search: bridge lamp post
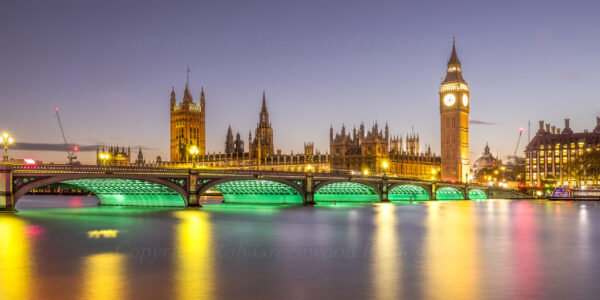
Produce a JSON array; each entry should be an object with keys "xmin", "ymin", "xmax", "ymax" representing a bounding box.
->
[
  {"xmin": 99, "ymin": 152, "xmax": 110, "ymax": 166},
  {"xmin": 189, "ymin": 146, "xmax": 199, "ymax": 168},
  {"xmin": 0, "ymin": 132, "xmax": 14, "ymax": 163},
  {"xmin": 382, "ymin": 160, "xmax": 389, "ymax": 177},
  {"xmin": 305, "ymin": 164, "xmax": 313, "ymax": 173},
  {"xmin": 363, "ymin": 169, "xmax": 369, "ymax": 176}
]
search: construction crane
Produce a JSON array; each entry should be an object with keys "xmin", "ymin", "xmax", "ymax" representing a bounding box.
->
[
  {"xmin": 54, "ymin": 107, "xmax": 78, "ymax": 164},
  {"xmin": 507, "ymin": 127, "xmax": 525, "ymax": 164}
]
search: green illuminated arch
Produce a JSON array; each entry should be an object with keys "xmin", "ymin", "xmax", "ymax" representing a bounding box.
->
[
  {"xmin": 389, "ymin": 184, "xmax": 430, "ymax": 201},
  {"xmin": 468, "ymin": 189, "xmax": 488, "ymax": 200},
  {"xmin": 63, "ymin": 178, "xmax": 186, "ymax": 207},
  {"xmin": 314, "ymin": 182, "xmax": 380, "ymax": 202},
  {"xmin": 212, "ymin": 180, "xmax": 304, "ymax": 204},
  {"xmin": 436, "ymin": 186, "xmax": 464, "ymax": 200}
]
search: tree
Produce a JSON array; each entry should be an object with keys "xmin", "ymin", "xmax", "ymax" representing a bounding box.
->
[{"xmin": 565, "ymin": 148, "xmax": 600, "ymax": 186}]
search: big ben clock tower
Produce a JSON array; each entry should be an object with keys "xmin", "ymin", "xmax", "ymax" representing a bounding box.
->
[{"xmin": 440, "ymin": 38, "xmax": 470, "ymax": 182}]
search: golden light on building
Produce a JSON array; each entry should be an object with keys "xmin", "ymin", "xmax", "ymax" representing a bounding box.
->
[
  {"xmin": 99, "ymin": 152, "xmax": 111, "ymax": 165},
  {"xmin": 189, "ymin": 146, "xmax": 199, "ymax": 156},
  {"xmin": 439, "ymin": 39, "xmax": 470, "ymax": 183},
  {"xmin": 363, "ymin": 169, "xmax": 370, "ymax": 176},
  {"xmin": 381, "ymin": 160, "xmax": 389, "ymax": 170}
]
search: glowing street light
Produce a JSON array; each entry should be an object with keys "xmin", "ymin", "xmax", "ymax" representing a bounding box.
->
[
  {"xmin": 381, "ymin": 160, "xmax": 389, "ymax": 176},
  {"xmin": 306, "ymin": 164, "xmax": 313, "ymax": 173},
  {"xmin": 189, "ymin": 145, "xmax": 199, "ymax": 168},
  {"xmin": 363, "ymin": 169, "xmax": 370, "ymax": 176},
  {"xmin": 99, "ymin": 152, "xmax": 110, "ymax": 166},
  {"xmin": 0, "ymin": 132, "xmax": 15, "ymax": 162}
]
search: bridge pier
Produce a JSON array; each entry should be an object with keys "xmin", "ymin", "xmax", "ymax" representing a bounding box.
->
[
  {"xmin": 187, "ymin": 172, "xmax": 201, "ymax": 207},
  {"xmin": 305, "ymin": 173, "xmax": 315, "ymax": 205},
  {"xmin": 0, "ymin": 165, "xmax": 16, "ymax": 212},
  {"xmin": 381, "ymin": 177, "xmax": 389, "ymax": 202},
  {"xmin": 431, "ymin": 182, "xmax": 437, "ymax": 200}
]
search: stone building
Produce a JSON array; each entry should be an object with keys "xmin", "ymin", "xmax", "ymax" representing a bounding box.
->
[
  {"xmin": 96, "ymin": 146, "xmax": 131, "ymax": 166},
  {"xmin": 188, "ymin": 92, "xmax": 330, "ymax": 173},
  {"xmin": 170, "ymin": 72, "xmax": 206, "ymax": 162},
  {"xmin": 439, "ymin": 39, "xmax": 470, "ymax": 182},
  {"xmin": 525, "ymin": 118, "xmax": 600, "ymax": 187},
  {"xmin": 329, "ymin": 122, "xmax": 440, "ymax": 179}
]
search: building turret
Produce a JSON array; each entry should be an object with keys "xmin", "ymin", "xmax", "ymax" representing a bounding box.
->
[
  {"xmin": 225, "ymin": 125, "xmax": 234, "ymax": 155},
  {"xmin": 594, "ymin": 117, "xmax": 600, "ymax": 134},
  {"xmin": 136, "ymin": 148, "xmax": 144, "ymax": 165},
  {"xmin": 234, "ymin": 132, "xmax": 244, "ymax": 155},
  {"xmin": 170, "ymin": 87, "xmax": 176, "ymax": 110}
]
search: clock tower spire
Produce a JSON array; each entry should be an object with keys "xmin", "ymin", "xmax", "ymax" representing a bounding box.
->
[{"xmin": 439, "ymin": 38, "xmax": 470, "ymax": 182}]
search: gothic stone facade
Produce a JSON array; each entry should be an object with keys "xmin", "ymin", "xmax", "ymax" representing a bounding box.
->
[
  {"xmin": 439, "ymin": 40, "xmax": 470, "ymax": 182},
  {"xmin": 187, "ymin": 92, "xmax": 330, "ymax": 173},
  {"xmin": 330, "ymin": 122, "xmax": 440, "ymax": 179},
  {"xmin": 170, "ymin": 84, "xmax": 206, "ymax": 162}
]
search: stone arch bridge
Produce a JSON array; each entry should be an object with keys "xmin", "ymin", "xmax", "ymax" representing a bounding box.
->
[{"xmin": 0, "ymin": 165, "xmax": 525, "ymax": 210}]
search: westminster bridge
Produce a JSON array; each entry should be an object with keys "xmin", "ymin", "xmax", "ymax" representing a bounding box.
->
[{"xmin": 0, "ymin": 164, "xmax": 526, "ymax": 211}]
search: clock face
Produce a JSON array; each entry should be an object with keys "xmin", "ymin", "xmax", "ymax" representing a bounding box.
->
[
  {"xmin": 462, "ymin": 94, "xmax": 469, "ymax": 106},
  {"xmin": 443, "ymin": 94, "xmax": 456, "ymax": 106}
]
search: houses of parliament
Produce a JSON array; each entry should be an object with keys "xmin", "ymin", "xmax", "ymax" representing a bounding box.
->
[{"xmin": 167, "ymin": 40, "xmax": 470, "ymax": 181}]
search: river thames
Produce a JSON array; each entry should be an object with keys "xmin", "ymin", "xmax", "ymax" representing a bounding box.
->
[{"xmin": 1, "ymin": 196, "xmax": 599, "ymax": 300}]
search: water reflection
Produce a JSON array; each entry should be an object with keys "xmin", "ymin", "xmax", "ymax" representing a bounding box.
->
[
  {"xmin": 83, "ymin": 253, "xmax": 126, "ymax": 300},
  {"xmin": 512, "ymin": 201, "xmax": 541, "ymax": 299},
  {"xmin": 174, "ymin": 210, "xmax": 215, "ymax": 299},
  {"xmin": 424, "ymin": 201, "xmax": 479, "ymax": 300},
  {"xmin": 0, "ymin": 216, "xmax": 33, "ymax": 300},
  {"xmin": 371, "ymin": 203, "xmax": 400, "ymax": 300}
]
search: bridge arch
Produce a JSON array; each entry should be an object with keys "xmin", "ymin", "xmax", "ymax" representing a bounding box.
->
[
  {"xmin": 388, "ymin": 184, "xmax": 431, "ymax": 201},
  {"xmin": 436, "ymin": 186, "xmax": 464, "ymax": 200},
  {"xmin": 313, "ymin": 180, "xmax": 381, "ymax": 202},
  {"xmin": 13, "ymin": 174, "xmax": 188, "ymax": 207},
  {"xmin": 197, "ymin": 178, "xmax": 305, "ymax": 204},
  {"xmin": 467, "ymin": 188, "xmax": 488, "ymax": 200}
]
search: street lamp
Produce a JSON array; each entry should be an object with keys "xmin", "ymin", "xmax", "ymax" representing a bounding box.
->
[
  {"xmin": 431, "ymin": 169, "xmax": 438, "ymax": 182},
  {"xmin": 306, "ymin": 164, "xmax": 313, "ymax": 173},
  {"xmin": 0, "ymin": 132, "xmax": 15, "ymax": 163},
  {"xmin": 382, "ymin": 160, "xmax": 389, "ymax": 176},
  {"xmin": 99, "ymin": 152, "xmax": 110, "ymax": 166},
  {"xmin": 363, "ymin": 169, "xmax": 370, "ymax": 176},
  {"xmin": 189, "ymin": 145, "xmax": 199, "ymax": 168}
]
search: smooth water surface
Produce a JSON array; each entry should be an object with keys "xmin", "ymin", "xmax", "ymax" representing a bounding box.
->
[{"xmin": 1, "ymin": 195, "xmax": 599, "ymax": 300}]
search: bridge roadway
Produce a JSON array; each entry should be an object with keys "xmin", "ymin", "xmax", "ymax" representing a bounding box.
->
[{"xmin": 0, "ymin": 164, "xmax": 524, "ymax": 211}]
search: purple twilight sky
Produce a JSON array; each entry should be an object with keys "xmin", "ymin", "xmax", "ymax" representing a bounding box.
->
[{"xmin": 1, "ymin": 0, "xmax": 599, "ymax": 164}]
